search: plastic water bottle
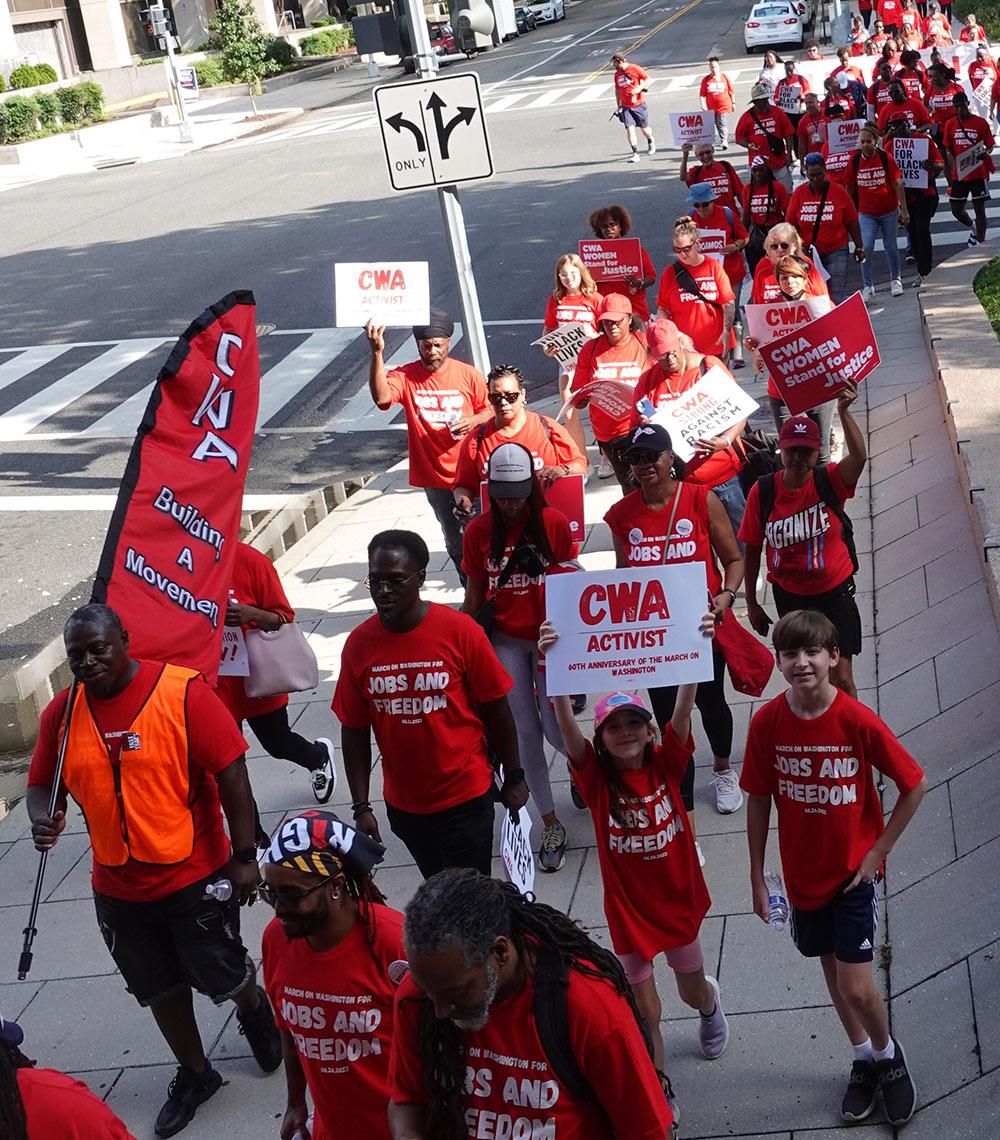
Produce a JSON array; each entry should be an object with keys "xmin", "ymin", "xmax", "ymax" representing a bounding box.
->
[
  {"xmin": 763, "ymin": 870, "xmax": 788, "ymax": 932},
  {"xmin": 204, "ymin": 879, "xmax": 233, "ymax": 902}
]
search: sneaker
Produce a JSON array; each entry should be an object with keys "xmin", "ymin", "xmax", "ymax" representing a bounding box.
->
[
  {"xmin": 658, "ymin": 1070, "xmax": 680, "ymax": 1127},
  {"xmin": 311, "ymin": 737, "xmax": 337, "ymax": 804},
  {"xmin": 841, "ymin": 1058, "xmax": 879, "ymax": 1122},
  {"xmin": 598, "ymin": 452, "xmax": 615, "ymax": 479},
  {"xmin": 154, "ymin": 1064, "xmax": 223, "ymax": 1138},
  {"xmin": 915, "ymin": 276, "xmax": 926, "ymax": 288},
  {"xmin": 719, "ymin": 142, "xmax": 729, "ymax": 151},
  {"xmin": 712, "ymin": 768, "xmax": 744, "ymax": 814},
  {"xmin": 627, "ymin": 152, "xmax": 641, "ymax": 163},
  {"xmin": 905, "ymin": 253, "xmax": 915, "ymax": 264},
  {"xmin": 571, "ymin": 693, "xmax": 587, "ymax": 715},
  {"xmin": 538, "ymin": 821, "xmax": 567, "ymax": 872},
  {"xmin": 647, "ymin": 141, "xmax": 657, "ymax": 155},
  {"xmin": 890, "ymin": 278, "xmax": 903, "ymax": 297},
  {"xmin": 695, "ymin": 840, "xmax": 705, "ymax": 867},
  {"xmin": 698, "ymin": 976, "xmax": 730, "ymax": 1059},
  {"xmin": 875, "ymin": 1038, "xmax": 917, "ymax": 1126},
  {"xmin": 968, "ymin": 232, "xmax": 980, "ymax": 247},
  {"xmin": 237, "ymin": 985, "xmax": 283, "ymax": 1072},
  {"xmin": 861, "ymin": 285, "xmax": 876, "ymax": 303}
]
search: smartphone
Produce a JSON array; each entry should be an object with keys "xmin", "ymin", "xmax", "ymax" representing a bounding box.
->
[{"xmin": 637, "ymin": 397, "xmax": 656, "ymax": 418}]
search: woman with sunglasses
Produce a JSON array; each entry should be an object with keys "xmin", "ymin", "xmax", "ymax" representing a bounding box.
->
[
  {"xmin": 604, "ymin": 423, "xmax": 745, "ymax": 830},
  {"xmin": 452, "ymin": 365, "xmax": 588, "ymax": 519},
  {"xmin": 462, "ymin": 442, "xmax": 576, "ymax": 873},
  {"xmin": 655, "ymin": 216, "xmax": 735, "ymax": 360},
  {"xmin": 749, "ymin": 222, "xmax": 828, "ymax": 306},
  {"xmin": 261, "ymin": 810, "xmax": 402, "ymax": 1140}
]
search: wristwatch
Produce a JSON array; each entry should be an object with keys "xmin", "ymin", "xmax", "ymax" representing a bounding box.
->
[{"xmin": 232, "ymin": 846, "xmax": 257, "ymax": 864}]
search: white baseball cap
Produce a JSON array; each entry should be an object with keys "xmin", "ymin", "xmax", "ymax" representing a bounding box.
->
[{"xmin": 487, "ymin": 442, "xmax": 535, "ymax": 500}]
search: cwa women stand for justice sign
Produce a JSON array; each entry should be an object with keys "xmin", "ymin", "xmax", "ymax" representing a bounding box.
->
[{"xmin": 543, "ymin": 563, "xmax": 715, "ymax": 695}]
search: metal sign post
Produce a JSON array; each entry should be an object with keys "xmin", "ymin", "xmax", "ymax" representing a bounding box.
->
[{"xmin": 151, "ymin": 4, "xmax": 193, "ymax": 144}]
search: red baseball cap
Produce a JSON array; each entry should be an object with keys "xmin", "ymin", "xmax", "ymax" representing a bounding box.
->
[
  {"xmin": 597, "ymin": 293, "xmax": 633, "ymax": 320},
  {"xmin": 646, "ymin": 318, "xmax": 681, "ymax": 357},
  {"xmin": 778, "ymin": 415, "xmax": 822, "ymax": 450}
]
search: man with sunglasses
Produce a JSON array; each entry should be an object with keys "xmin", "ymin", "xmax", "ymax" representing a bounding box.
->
[
  {"xmin": 787, "ymin": 154, "xmax": 865, "ymax": 303},
  {"xmin": 335, "ymin": 529, "xmax": 527, "ymax": 879},
  {"xmin": 261, "ymin": 810, "xmax": 404, "ymax": 1140}
]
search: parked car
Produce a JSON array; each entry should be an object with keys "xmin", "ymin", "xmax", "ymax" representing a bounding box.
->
[
  {"xmin": 429, "ymin": 22, "xmax": 457, "ymax": 54},
  {"xmin": 744, "ymin": 1, "xmax": 804, "ymax": 51},
  {"xmin": 516, "ymin": 5, "xmax": 538, "ymax": 32},
  {"xmin": 523, "ymin": 0, "xmax": 566, "ymax": 24}
]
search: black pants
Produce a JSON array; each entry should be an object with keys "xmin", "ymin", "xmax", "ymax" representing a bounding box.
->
[
  {"xmin": 246, "ymin": 706, "xmax": 325, "ymax": 772},
  {"xmin": 648, "ymin": 647, "xmax": 733, "ymax": 810},
  {"xmin": 907, "ymin": 193, "xmax": 938, "ymax": 278},
  {"xmin": 425, "ymin": 486, "xmax": 466, "ymax": 584},
  {"xmin": 861, "ymin": 7, "xmax": 872, "ymax": 26},
  {"xmin": 387, "ymin": 789, "xmax": 495, "ymax": 879}
]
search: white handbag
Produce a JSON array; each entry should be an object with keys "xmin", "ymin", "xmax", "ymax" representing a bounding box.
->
[{"xmin": 243, "ymin": 623, "xmax": 319, "ymax": 698}]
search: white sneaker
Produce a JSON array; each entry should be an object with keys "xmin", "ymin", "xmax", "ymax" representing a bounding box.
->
[
  {"xmin": 695, "ymin": 841, "xmax": 706, "ymax": 867},
  {"xmin": 968, "ymin": 231, "xmax": 980, "ymax": 247},
  {"xmin": 712, "ymin": 768, "xmax": 744, "ymax": 814},
  {"xmin": 890, "ymin": 278, "xmax": 903, "ymax": 297},
  {"xmin": 598, "ymin": 452, "xmax": 615, "ymax": 479},
  {"xmin": 311, "ymin": 738, "xmax": 337, "ymax": 804},
  {"xmin": 647, "ymin": 141, "xmax": 657, "ymax": 155},
  {"xmin": 627, "ymin": 152, "xmax": 641, "ymax": 163},
  {"xmin": 861, "ymin": 285, "xmax": 876, "ymax": 304}
]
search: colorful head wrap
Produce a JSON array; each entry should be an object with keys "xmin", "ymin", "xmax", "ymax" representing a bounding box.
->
[{"xmin": 264, "ymin": 810, "xmax": 385, "ymax": 880}]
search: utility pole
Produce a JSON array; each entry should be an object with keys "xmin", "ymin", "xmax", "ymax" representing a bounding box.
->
[{"xmin": 149, "ymin": 4, "xmax": 193, "ymax": 144}]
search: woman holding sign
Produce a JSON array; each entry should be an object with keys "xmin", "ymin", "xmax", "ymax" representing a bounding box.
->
[
  {"xmin": 462, "ymin": 443, "xmax": 575, "ymax": 874},
  {"xmin": 605, "ymin": 422, "xmax": 746, "ymax": 824},
  {"xmin": 883, "ymin": 117, "xmax": 943, "ymax": 283},
  {"xmin": 586, "ymin": 204, "xmax": 657, "ymax": 322}
]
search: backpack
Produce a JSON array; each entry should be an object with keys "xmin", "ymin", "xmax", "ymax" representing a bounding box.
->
[
  {"xmin": 757, "ymin": 466, "xmax": 859, "ymax": 573},
  {"xmin": 851, "ymin": 147, "xmax": 890, "ymax": 177}
]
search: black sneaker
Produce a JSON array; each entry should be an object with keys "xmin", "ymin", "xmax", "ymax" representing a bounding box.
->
[
  {"xmin": 154, "ymin": 1063, "xmax": 223, "ymax": 1138},
  {"xmin": 571, "ymin": 693, "xmax": 587, "ymax": 715},
  {"xmin": 841, "ymin": 1058, "xmax": 878, "ymax": 1121},
  {"xmin": 237, "ymin": 985, "xmax": 282, "ymax": 1072},
  {"xmin": 875, "ymin": 1038, "xmax": 917, "ymax": 1126}
]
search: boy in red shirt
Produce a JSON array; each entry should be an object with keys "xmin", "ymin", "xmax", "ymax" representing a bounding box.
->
[
  {"xmin": 741, "ymin": 608, "xmax": 926, "ymax": 1127},
  {"xmin": 942, "ymin": 90, "xmax": 995, "ymax": 245},
  {"xmin": 612, "ymin": 50, "xmax": 656, "ymax": 163}
]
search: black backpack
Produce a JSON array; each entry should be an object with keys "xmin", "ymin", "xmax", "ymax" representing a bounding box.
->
[{"xmin": 757, "ymin": 466, "xmax": 859, "ymax": 573}]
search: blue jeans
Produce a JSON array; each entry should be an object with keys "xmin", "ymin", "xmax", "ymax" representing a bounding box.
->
[
  {"xmin": 821, "ymin": 245, "xmax": 850, "ymax": 305},
  {"xmin": 860, "ymin": 209, "xmax": 901, "ymax": 288},
  {"xmin": 712, "ymin": 474, "xmax": 746, "ymax": 541}
]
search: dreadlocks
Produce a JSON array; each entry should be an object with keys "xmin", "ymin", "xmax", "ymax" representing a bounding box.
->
[
  {"xmin": 403, "ymin": 869, "xmax": 652, "ymax": 1140},
  {"xmin": 0, "ymin": 1041, "xmax": 33, "ymax": 1140},
  {"xmin": 343, "ymin": 865, "xmax": 387, "ymax": 949}
]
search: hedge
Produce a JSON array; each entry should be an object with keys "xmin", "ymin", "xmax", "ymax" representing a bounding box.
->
[
  {"xmin": 0, "ymin": 81, "xmax": 105, "ymax": 144},
  {"xmin": 8, "ymin": 63, "xmax": 59, "ymax": 89},
  {"xmin": 33, "ymin": 91, "xmax": 60, "ymax": 130},
  {"xmin": 193, "ymin": 57, "xmax": 226, "ymax": 87},
  {"xmin": 299, "ymin": 27, "xmax": 355, "ymax": 55},
  {"xmin": 955, "ymin": 0, "xmax": 999, "ymax": 39}
]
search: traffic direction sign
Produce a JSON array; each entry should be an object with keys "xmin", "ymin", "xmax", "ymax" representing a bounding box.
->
[{"xmin": 374, "ymin": 73, "xmax": 494, "ymax": 192}]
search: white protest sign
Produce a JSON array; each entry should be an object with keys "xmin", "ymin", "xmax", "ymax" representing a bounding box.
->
[
  {"xmin": 219, "ymin": 627, "xmax": 249, "ymax": 676},
  {"xmin": 827, "ymin": 118, "xmax": 866, "ymax": 155},
  {"xmin": 891, "ymin": 136, "xmax": 930, "ymax": 188},
  {"xmin": 543, "ymin": 563, "xmax": 715, "ymax": 695},
  {"xmin": 744, "ymin": 296, "xmax": 831, "ymax": 345},
  {"xmin": 956, "ymin": 141, "xmax": 987, "ymax": 182},
  {"xmin": 697, "ymin": 227, "xmax": 727, "ymax": 264},
  {"xmin": 647, "ymin": 365, "xmax": 759, "ymax": 462},
  {"xmin": 668, "ymin": 110, "xmax": 714, "ymax": 147},
  {"xmin": 501, "ymin": 806, "xmax": 535, "ymax": 896},
  {"xmin": 777, "ymin": 83, "xmax": 803, "ymax": 114},
  {"xmin": 334, "ymin": 261, "xmax": 430, "ymax": 327},
  {"xmin": 532, "ymin": 322, "xmax": 599, "ymax": 372},
  {"xmin": 971, "ymin": 78, "xmax": 992, "ymax": 116}
]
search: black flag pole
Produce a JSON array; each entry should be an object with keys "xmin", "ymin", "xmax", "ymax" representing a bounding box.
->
[{"xmin": 18, "ymin": 677, "xmax": 80, "ymax": 980}]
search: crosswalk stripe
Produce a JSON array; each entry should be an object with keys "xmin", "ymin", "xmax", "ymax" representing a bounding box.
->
[
  {"xmin": 257, "ymin": 329, "xmax": 358, "ymax": 427},
  {"xmin": 523, "ymin": 87, "xmax": 573, "ymax": 107},
  {"xmin": 484, "ymin": 93, "xmax": 531, "ymax": 113},
  {"xmin": 570, "ymin": 84, "xmax": 614, "ymax": 102},
  {"xmin": 0, "ymin": 345, "xmax": 74, "ymax": 395}
]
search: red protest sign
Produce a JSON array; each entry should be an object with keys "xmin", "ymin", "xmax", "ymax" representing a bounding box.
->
[
  {"xmin": 578, "ymin": 238, "xmax": 643, "ymax": 283},
  {"xmin": 758, "ymin": 292, "xmax": 879, "ymax": 415},
  {"xmin": 92, "ymin": 292, "xmax": 260, "ymax": 684}
]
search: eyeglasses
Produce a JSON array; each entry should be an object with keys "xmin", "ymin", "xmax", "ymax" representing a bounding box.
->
[
  {"xmin": 258, "ymin": 881, "xmax": 329, "ymax": 908},
  {"xmin": 363, "ymin": 570, "xmax": 422, "ymax": 592},
  {"xmin": 767, "ymin": 241, "xmax": 793, "ymax": 250},
  {"xmin": 488, "ymin": 391, "xmax": 521, "ymax": 406},
  {"xmin": 627, "ymin": 449, "xmax": 665, "ymax": 465},
  {"xmin": 673, "ymin": 241, "xmax": 699, "ymax": 253}
]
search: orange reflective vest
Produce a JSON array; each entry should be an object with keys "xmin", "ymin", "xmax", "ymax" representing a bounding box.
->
[{"xmin": 61, "ymin": 664, "xmax": 199, "ymax": 867}]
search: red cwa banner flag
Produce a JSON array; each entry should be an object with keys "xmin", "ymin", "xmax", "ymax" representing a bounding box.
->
[{"xmin": 91, "ymin": 292, "xmax": 260, "ymax": 684}]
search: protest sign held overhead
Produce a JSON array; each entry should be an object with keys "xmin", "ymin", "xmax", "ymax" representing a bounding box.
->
[
  {"xmin": 543, "ymin": 563, "xmax": 715, "ymax": 695},
  {"xmin": 668, "ymin": 111, "xmax": 714, "ymax": 147},
  {"xmin": 827, "ymin": 118, "xmax": 866, "ymax": 155},
  {"xmin": 759, "ymin": 292, "xmax": 879, "ymax": 416},
  {"xmin": 335, "ymin": 261, "xmax": 430, "ymax": 327},
  {"xmin": 92, "ymin": 292, "xmax": 260, "ymax": 685},
  {"xmin": 532, "ymin": 321, "xmax": 599, "ymax": 372},
  {"xmin": 578, "ymin": 238, "xmax": 644, "ymax": 283},
  {"xmin": 890, "ymin": 136, "xmax": 930, "ymax": 189},
  {"xmin": 646, "ymin": 365, "xmax": 759, "ymax": 463}
]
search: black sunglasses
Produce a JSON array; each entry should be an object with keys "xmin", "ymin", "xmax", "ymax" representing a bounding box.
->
[
  {"xmin": 489, "ymin": 391, "xmax": 521, "ymax": 406},
  {"xmin": 626, "ymin": 449, "xmax": 666, "ymax": 465}
]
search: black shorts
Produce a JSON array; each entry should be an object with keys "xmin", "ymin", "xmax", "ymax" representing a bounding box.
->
[
  {"xmin": 387, "ymin": 789, "xmax": 496, "ymax": 879},
  {"xmin": 950, "ymin": 178, "xmax": 989, "ymax": 202},
  {"xmin": 620, "ymin": 104, "xmax": 649, "ymax": 128},
  {"xmin": 94, "ymin": 869, "xmax": 253, "ymax": 1007},
  {"xmin": 790, "ymin": 878, "xmax": 879, "ymax": 963},
  {"xmin": 772, "ymin": 576, "xmax": 863, "ymax": 658}
]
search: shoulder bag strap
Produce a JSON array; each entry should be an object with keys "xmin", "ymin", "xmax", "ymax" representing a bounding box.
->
[
  {"xmin": 809, "ymin": 182, "xmax": 831, "ymax": 253},
  {"xmin": 661, "ymin": 483, "xmax": 685, "ymax": 564},
  {"xmin": 674, "ymin": 262, "xmax": 722, "ymax": 309}
]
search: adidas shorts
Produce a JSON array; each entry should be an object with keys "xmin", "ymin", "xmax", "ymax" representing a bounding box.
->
[{"xmin": 790, "ymin": 878, "xmax": 878, "ymax": 964}]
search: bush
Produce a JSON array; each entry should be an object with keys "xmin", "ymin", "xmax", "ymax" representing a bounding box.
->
[
  {"xmin": 77, "ymin": 80, "xmax": 104, "ymax": 120},
  {"xmin": 55, "ymin": 85, "xmax": 86, "ymax": 125},
  {"xmin": 299, "ymin": 27, "xmax": 354, "ymax": 55},
  {"xmin": 33, "ymin": 91, "xmax": 61, "ymax": 130},
  {"xmin": 0, "ymin": 73, "xmax": 5, "ymax": 93},
  {"xmin": 35, "ymin": 63, "xmax": 58, "ymax": 84},
  {"xmin": 956, "ymin": 0, "xmax": 999, "ymax": 40},
  {"xmin": 0, "ymin": 96, "xmax": 39, "ymax": 142},
  {"xmin": 311, "ymin": 15, "xmax": 337, "ymax": 25},
  {"xmin": 7, "ymin": 62, "xmax": 57, "ymax": 88},
  {"xmin": 193, "ymin": 57, "xmax": 225, "ymax": 86},
  {"xmin": 264, "ymin": 36, "xmax": 296, "ymax": 67}
]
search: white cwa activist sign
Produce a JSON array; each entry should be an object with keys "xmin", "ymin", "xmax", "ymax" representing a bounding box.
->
[
  {"xmin": 335, "ymin": 262, "xmax": 430, "ymax": 327},
  {"xmin": 668, "ymin": 111, "xmax": 714, "ymax": 147},
  {"xmin": 646, "ymin": 365, "xmax": 758, "ymax": 462}
]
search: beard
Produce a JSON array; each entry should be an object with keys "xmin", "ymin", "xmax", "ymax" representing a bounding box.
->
[{"xmin": 449, "ymin": 962, "xmax": 500, "ymax": 1031}]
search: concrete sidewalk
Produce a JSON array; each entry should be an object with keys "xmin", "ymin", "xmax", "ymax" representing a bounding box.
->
[{"xmin": 1, "ymin": 290, "xmax": 999, "ymax": 1138}]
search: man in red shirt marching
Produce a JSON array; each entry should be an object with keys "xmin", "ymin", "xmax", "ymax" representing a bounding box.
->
[
  {"xmin": 735, "ymin": 84, "xmax": 795, "ymax": 191},
  {"xmin": 27, "ymin": 604, "xmax": 281, "ymax": 1138},
  {"xmin": 942, "ymin": 90, "xmax": 995, "ymax": 246},
  {"xmin": 612, "ymin": 50, "xmax": 656, "ymax": 163}
]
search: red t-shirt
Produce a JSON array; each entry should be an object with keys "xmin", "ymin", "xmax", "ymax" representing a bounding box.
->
[
  {"xmin": 686, "ymin": 161, "xmax": 744, "ymax": 213},
  {"xmin": 655, "ymin": 258, "xmax": 735, "ymax": 356},
  {"xmin": 615, "ymin": 62, "xmax": 649, "ymax": 108},
  {"xmin": 866, "ymin": 79, "xmax": 895, "ymax": 115},
  {"xmin": 877, "ymin": 0, "xmax": 902, "ymax": 24},
  {"xmin": 797, "ymin": 110, "xmax": 828, "ymax": 153},
  {"xmin": 262, "ymin": 905, "xmax": 405, "ymax": 1140},
  {"xmin": 741, "ymin": 690, "xmax": 925, "ymax": 909},
  {"xmin": 571, "ymin": 334, "xmax": 650, "ymax": 442},
  {"xmin": 831, "ymin": 63, "xmax": 864, "ymax": 83},
  {"xmin": 787, "ymin": 180, "xmax": 859, "ymax": 255},
  {"xmin": 29, "ymin": 661, "xmax": 247, "ymax": 902},
  {"xmin": 332, "ymin": 604, "xmax": 512, "ymax": 813},
  {"xmin": 575, "ymin": 732, "xmax": 709, "ymax": 957},
  {"xmin": 968, "ymin": 61, "xmax": 998, "ymax": 92},
  {"xmin": 454, "ymin": 412, "xmax": 583, "ymax": 490},
  {"xmin": 693, "ymin": 203, "xmax": 748, "ymax": 286},
  {"xmin": 543, "ymin": 292, "xmax": 602, "ymax": 332},
  {"xmin": 216, "ymin": 543, "xmax": 296, "ymax": 723},
  {"xmin": 961, "ymin": 25, "xmax": 988, "ymax": 43},
  {"xmin": 461, "ymin": 506, "xmax": 574, "ymax": 640},
  {"xmin": 605, "ymin": 482, "xmax": 723, "ymax": 591},
  {"xmin": 19, "ymin": 1067, "xmax": 135, "ymax": 1139},
  {"xmin": 738, "ymin": 463, "xmax": 856, "ymax": 595},
  {"xmin": 390, "ymin": 967, "xmax": 671, "ymax": 1138},
  {"xmin": 848, "ymin": 148, "xmax": 903, "ymax": 215},
  {"xmin": 742, "ymin": 178, "xmax": 791, "ymax": 228},
  {"xmin": 594, "ymin": 247, "xmax": 656, "ymax": 321},
  {"xmin": 751, "ymin": 257, "xmax": 828, "ymax": 305},
  {"xmin": 893, "ymin": 66, "xmax": 928, "ymax": 99},
  {"xmin": 922, "ymin": 13, "xmax": 950, "ymax": 39},
  {"xmin": 381, "ymin": 357, "xmax": 489, "ymax": 489},
  {"xmin": 877, "ymin": 97, "xmax": 932, "ymax": 132},
  {"xmin": 735, "ymin": 105, "xmax": 794, "ymax": 169},
  {"xmin": 942, "ymin": 114, "xmax": 995, "ymax": 181},
  {"xmin": 700, "ymin": 72, "xmax": 734, "ymax": 112},
  {"xmin": 820, "ymin": 142, "xmax": 855, "ymax": 187}
]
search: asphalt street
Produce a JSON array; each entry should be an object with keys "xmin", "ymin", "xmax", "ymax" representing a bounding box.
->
[{"xmin": 1, "ymin": 0, "xmax": 745, "ymax": 668}]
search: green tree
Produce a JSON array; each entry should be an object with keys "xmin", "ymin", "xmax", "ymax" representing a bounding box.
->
[{"xmin": 210, "ymin": 0, "xmax": 274, "ymax": 113}]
